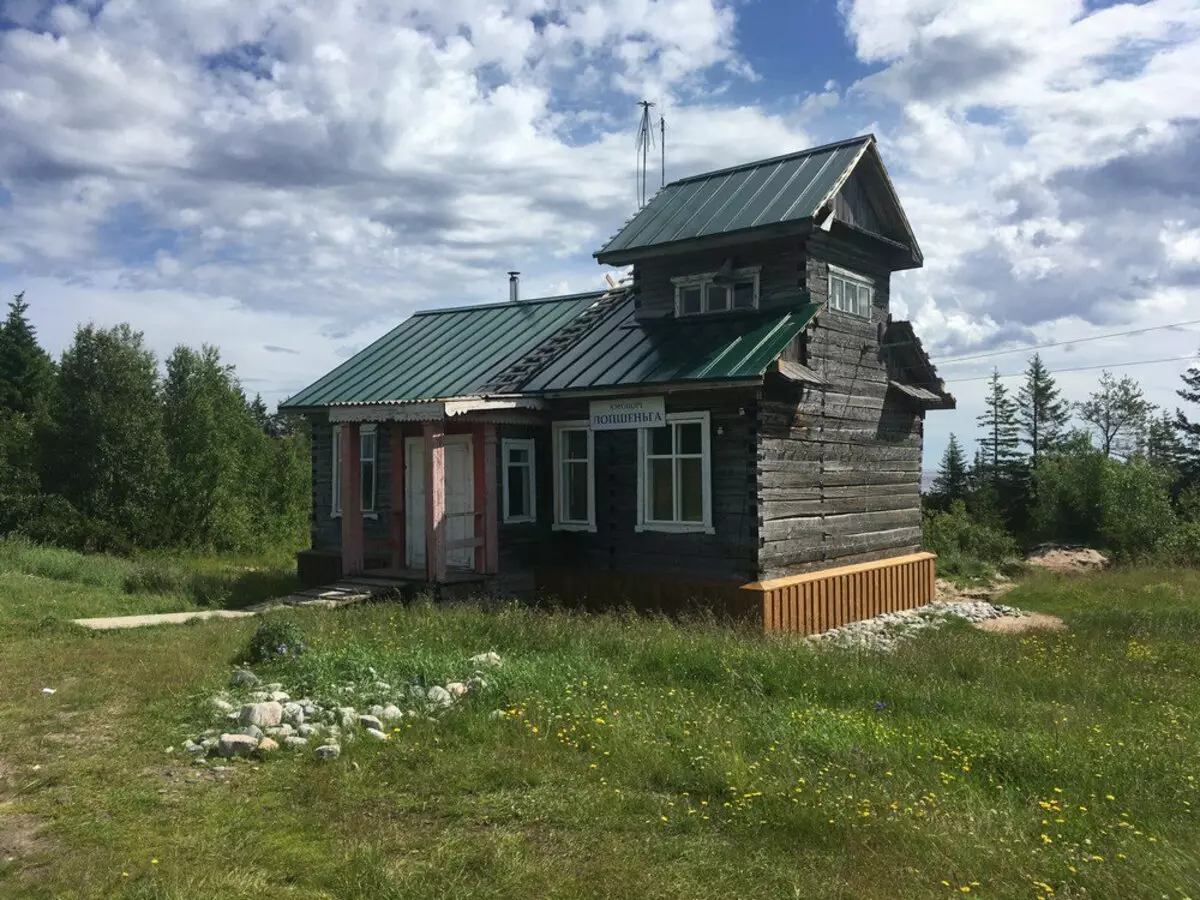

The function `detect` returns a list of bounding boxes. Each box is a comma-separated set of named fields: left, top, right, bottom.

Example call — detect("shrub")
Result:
left=245, top=616, right=309, bottom=663
left=1156, top=522, right=1200, bottom=566
left=924, top=500, right=1019, bottom=563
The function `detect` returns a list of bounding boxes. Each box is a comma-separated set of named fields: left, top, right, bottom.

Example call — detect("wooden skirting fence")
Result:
left=742, top=552, right=937, bottom=635
left=536, top=552, right=936, bottom=634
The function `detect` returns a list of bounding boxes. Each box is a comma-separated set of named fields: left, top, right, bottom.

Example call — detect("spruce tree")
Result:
left=931, top=433, right=968, bottom=507
left=0, top=292, right=54, bottom=414
left=1017, top=353, right=1069, bottom=463
left=977, top=370, right=1021, bottom=476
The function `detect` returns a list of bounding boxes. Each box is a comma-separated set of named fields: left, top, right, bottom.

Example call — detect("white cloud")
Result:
left=2, top=0, right=1199, bottom=465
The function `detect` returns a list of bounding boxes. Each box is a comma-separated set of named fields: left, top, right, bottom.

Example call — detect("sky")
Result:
left=2, top=0, right=1199, bottom=469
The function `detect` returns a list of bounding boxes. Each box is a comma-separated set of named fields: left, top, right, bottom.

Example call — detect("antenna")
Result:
left=636, top=100, right=655, bottom=208
left=660, top=113, right=666, bottom=188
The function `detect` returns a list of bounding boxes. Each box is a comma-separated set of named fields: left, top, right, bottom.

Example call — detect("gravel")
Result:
left=809, top=600, right=1028, bottom=652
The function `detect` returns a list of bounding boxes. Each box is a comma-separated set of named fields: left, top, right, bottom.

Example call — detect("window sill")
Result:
left=635, top=523, right=715, bottom=535
left=330, top=512, right=379, bottom=520
left=503, top=517, right=537, bottom=525
left=553, top=523, right=597, bottom=533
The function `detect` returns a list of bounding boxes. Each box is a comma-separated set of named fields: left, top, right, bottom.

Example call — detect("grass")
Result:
left=0, top=536, right=300, bottom=627
left=0, top=544, right=1198, bottom=899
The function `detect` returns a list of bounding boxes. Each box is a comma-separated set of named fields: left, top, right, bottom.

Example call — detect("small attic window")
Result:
left=672, top=268, right=760, bottom=316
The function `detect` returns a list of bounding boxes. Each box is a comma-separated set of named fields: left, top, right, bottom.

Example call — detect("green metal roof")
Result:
left=281, top=292, right=602, bottom=408
left=519, top=297, right=822, bottom=392
left=596, top=136, right=872, bottom=261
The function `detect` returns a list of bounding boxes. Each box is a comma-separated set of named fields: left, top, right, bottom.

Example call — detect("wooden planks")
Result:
left=423, top=421, right=447, bottom=584
left=747, top=552, right=936, bottom=635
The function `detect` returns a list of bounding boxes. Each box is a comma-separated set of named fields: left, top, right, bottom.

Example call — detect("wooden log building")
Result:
left=280, top=135, right=955, bottom=633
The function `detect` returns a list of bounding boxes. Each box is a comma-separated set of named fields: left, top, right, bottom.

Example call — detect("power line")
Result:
left=950, top=353, right=1197, bottom=384
left=935, top=318, right=1200, bottom=366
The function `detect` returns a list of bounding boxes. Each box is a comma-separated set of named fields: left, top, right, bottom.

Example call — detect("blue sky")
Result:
left=2, top=0, right=1200, bottom=469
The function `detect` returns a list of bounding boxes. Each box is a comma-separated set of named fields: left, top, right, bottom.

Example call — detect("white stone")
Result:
left=338, top=707, right=358, bottom=728
left=314, top=744, right=341, bottom=761
left=367, top=704, right=385, bottom=718
left=282, top=703, right=305, bottom=726
left=230, top=669, right=259, bottom=687
left=283, top=736, right=309, bottom=749
left=258, top=737, right=279, bottom=753
left=427, top=685, right=453, bottom=707
left=217, top=733, right=257, bottom=758
left=365, top=728, right=388, bottom=741
left=469, top=651, right=502, bottom=668
left=240, top=702, right=283, bottom=728
left=210, top=698, right=234, bottom=713
left=380, top=704, right=404, bottom=721
left=358, top=714, right=383, bottom=732
left=297, top=724, right=320, bottom=738
left=445, top=682, right=468, bottom=698
left=265, top=724, right=294, bottom=738
left=372, top=681, right=392, bottom=691
left=266, top=691, right=290, bottom=703
left=466, top=676, right=487, bottom=692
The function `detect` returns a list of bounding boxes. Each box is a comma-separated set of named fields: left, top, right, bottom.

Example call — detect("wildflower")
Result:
left=151, top=859, right=159, bottom=865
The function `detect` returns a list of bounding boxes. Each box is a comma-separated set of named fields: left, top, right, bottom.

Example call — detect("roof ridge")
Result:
left=666, top=134, right=875, bottom=187
left=414, top=290, right=606, bottom=317
left=479, top=286, right=633, bottom=394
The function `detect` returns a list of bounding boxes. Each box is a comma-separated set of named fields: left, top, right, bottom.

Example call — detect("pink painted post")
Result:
left=423, top=421, right=447, bottom=583
left=339, top=421, right=364, bottom=576
left=482, top=423, right=499, bottom=575
left=472, top=425, right=486, bottom=575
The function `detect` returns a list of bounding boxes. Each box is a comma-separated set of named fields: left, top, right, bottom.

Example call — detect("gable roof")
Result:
left=596, top=135, right=868, bottom=262
left=883, top=320, right=956, bottom=410
left=514, top=295, right=822, bottom=393
left=280, top=292, right=602, bottom=409
left=595, top=134, right=921, bottom=268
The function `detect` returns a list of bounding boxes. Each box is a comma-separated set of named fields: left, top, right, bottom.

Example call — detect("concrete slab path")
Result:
left=73, top=609, right=258, bottom=630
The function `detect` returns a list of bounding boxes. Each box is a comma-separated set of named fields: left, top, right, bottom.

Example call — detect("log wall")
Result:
left=755, top=235, right=925, bottom=580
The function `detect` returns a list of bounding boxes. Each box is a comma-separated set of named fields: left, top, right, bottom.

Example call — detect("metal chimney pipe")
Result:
left=508, top=271, right=520, bottom=303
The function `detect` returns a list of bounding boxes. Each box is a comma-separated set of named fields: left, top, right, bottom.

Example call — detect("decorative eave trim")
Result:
left=326, top=396, right=545, bottom=423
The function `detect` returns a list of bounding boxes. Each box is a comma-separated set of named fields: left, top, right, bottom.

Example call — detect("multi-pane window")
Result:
left=828, top=266, right=874, bottom=318
left=552, top=422, right=594, bottom=530
left=332, top=423, right=377, bottom=515
left=638, top=412, right=711, bottom=530
left=674, top=268, right=759, bottom=316
left=502, top=438, right=536, bottom=523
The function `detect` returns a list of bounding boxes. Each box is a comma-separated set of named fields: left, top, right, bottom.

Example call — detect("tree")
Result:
left=1148, top=410, right=1188, bottom=473
left=1017, top=354, right=1069, bottom=463
left=1077, top=371, right=1150, bottom=458
left=41, top=324, right=167, bottom=546
left=930, top=433, right=969, bottom=509
left=0, top=292, right=55, bottom=415
left=977, top=370, right=1021, bottom=476
left=1175, top=359, right=1200, bottom=442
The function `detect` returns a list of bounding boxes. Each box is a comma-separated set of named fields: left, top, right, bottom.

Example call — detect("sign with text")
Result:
left=589, top=396, right=666, bottom=431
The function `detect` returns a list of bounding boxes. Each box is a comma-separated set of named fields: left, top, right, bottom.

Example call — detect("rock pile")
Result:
left=810, top=601, right=1028, bottom=652
left=183, top=651, right=501, bottom=763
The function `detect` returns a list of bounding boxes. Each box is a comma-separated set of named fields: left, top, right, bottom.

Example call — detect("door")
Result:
left=405, top=435, right=475, bottom=570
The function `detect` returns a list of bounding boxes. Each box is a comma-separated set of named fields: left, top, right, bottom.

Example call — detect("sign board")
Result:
left=589, top=396, right=666, bottom=431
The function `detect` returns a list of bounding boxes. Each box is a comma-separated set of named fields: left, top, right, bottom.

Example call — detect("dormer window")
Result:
left=672, top=268, right=760, bottom=316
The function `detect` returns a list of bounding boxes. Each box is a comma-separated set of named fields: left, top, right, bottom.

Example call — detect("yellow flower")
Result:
left=151, top=859, right=159, bottom=865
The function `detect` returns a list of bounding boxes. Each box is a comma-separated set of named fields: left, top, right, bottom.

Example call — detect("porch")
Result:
left=334, top=416, right=503, bottom=587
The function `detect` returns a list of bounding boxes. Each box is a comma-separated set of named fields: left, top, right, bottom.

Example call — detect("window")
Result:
left=502, top=438, right=536, bottom=523
left=332, top=423, right=377, bottom=516
left=637, top=411, right=712, bottom=532
left=673, top=268, right=759, bottom=316
left=552, top=422, right=595, bottom=531
left=828, top=265, right=874, bottom=318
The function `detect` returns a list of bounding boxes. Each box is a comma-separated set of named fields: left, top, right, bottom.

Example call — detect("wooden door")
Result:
left=405, top=435, right=474, bottom=570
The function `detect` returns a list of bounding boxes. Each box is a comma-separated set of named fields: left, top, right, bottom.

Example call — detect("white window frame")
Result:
left=828, top=264, right=874, bottom=319
left=636, top=411, right=713, bottom=534
left=672, top=267, right=760, bottom=317
left=552, top=421, right=596, bottom=532
left=501, top=437, right=537, bottom=524
left=331, top=423, right=377, bottom=518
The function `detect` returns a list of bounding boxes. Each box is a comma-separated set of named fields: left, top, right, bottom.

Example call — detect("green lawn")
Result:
left=0, top=542, right=1197, bottom=899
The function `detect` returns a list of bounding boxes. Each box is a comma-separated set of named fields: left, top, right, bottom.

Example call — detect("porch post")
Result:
left=472, top=425, right=486, bottom=575
left=424, top=420, right=447, bottom=583
left=482, top=422, right=499, bottom=575
left=339, top=421, right=364, bottom=576
left=389, top=422, right=405, bottom=571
